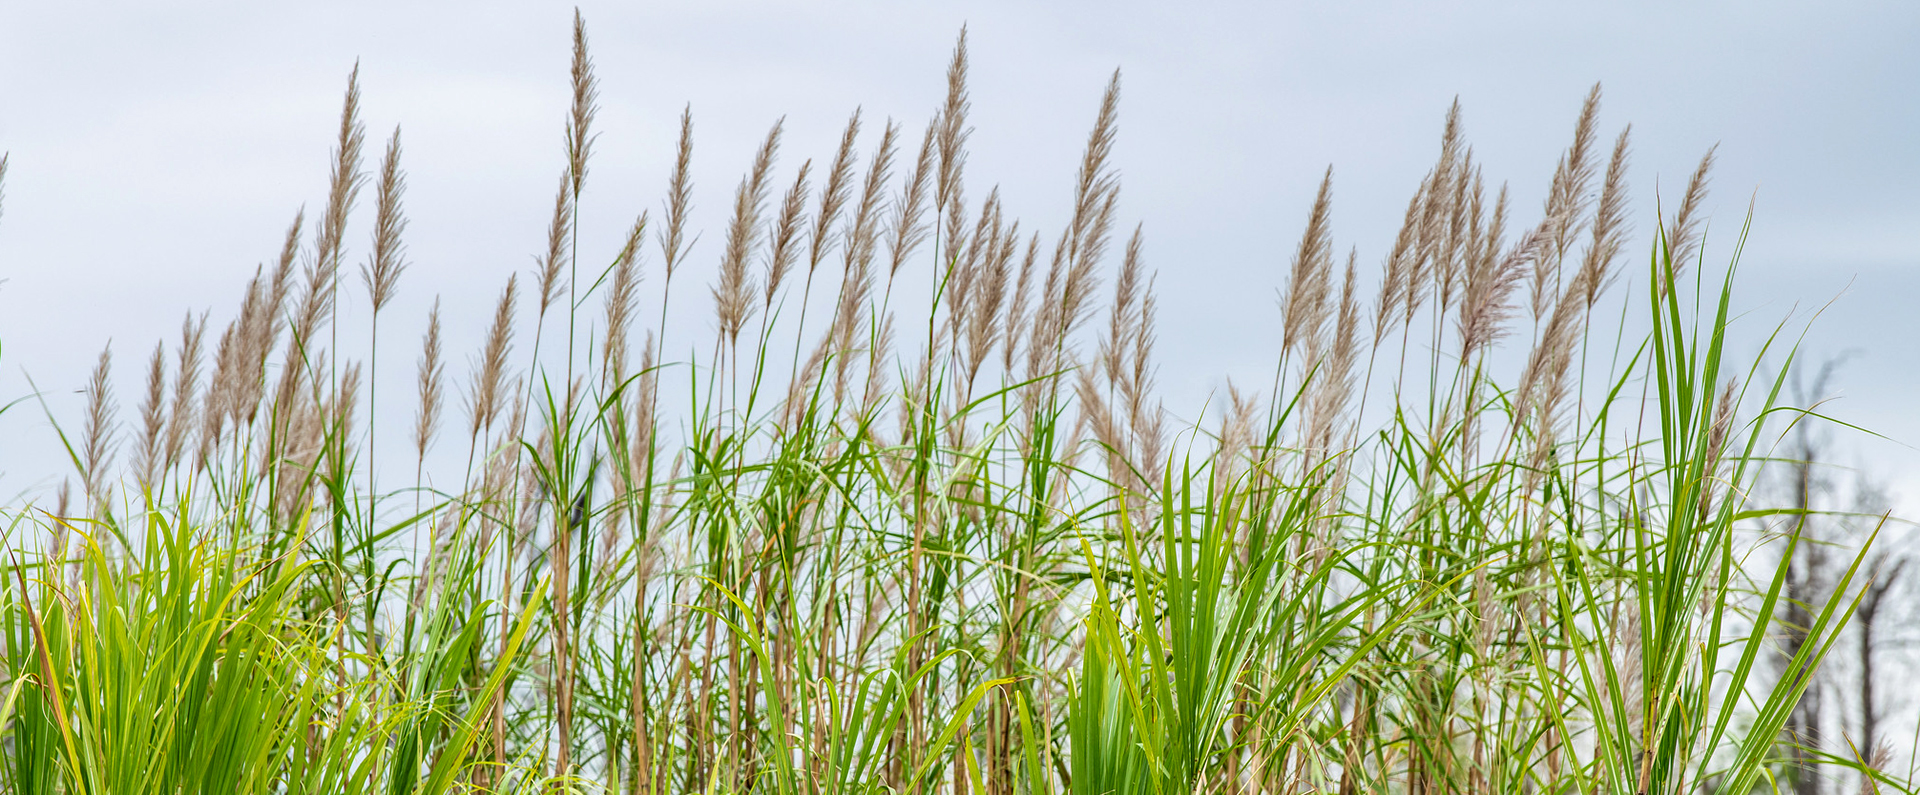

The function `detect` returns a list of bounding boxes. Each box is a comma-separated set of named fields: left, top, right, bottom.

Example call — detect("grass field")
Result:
left=0, top=14, right=1885, bottom=795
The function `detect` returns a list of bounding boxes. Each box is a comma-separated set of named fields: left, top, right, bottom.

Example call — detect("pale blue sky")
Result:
left=1, top=1, right=1916, bottom=507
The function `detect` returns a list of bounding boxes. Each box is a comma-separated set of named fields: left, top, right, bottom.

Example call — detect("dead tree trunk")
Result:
left=1855, top=557, right=1905, bottom=760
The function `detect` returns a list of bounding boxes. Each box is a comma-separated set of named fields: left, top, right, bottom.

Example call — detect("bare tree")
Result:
left=1843, top=477, right=1909, bottom=787
left=1855, top=553, right=1905, bottom=761
left=1780, top=356, right=1850, bottom=795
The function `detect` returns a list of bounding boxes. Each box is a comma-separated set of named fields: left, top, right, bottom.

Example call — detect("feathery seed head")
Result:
left=163, top=311, right=207, bottom=472
left=537, top=172, right=575, bottom=316
left=1413, top=100, right=1464, bottom=300
left=1070, top=72, right=1122, bottom=250
left=628, top=332, right=659, bottom=481
left=1457, top=188, right=1536, bottom=363
left=826, top=116, right=895, bottom=402
left=200, top=318, right=241, bottom=466
left=1374, top=185, right=1424, bottom=344
left=1663, top=144, right=1718, bottom=297
left=1516, top=264, right=1592, bottom=464
left=765, top=160, right=811, bottom=308
left=1305, top=252, right=1360, bottom=456
left=603, top=212, right=647, bottom=383
left=294, top=67, right=367, bottom=362
left=1437, top=150, right=1476, bottom=312
left=362, top=127, right=409, bottom=315
left=1102, top=222, right=1146, bottom=387
left=567, top=9, right=600, bottom=196
left=314, top=64, right=367, bottom=295
left=333, top=361, right=363, bottom=458
left=1002, top=231, right=1040, bottom=373
left=827, top=119, right=900, bottom=388
left=1060, top=188, right=1118, bottom=347
left=938, top=27, right=972, bottom=215
left=809, top=110, right=862, bottom=275
left=136, top=341, right=167, bottom=489
left=229, top=269, right=276, bottom=426
left=82, top=344, right=118, bottom=503
left=659, top=107, right=696, bottom=282
left=1282, top=168, right=1336, bottom=360
left=945, top=187, right=998, bottom=338
left=1060, top=71, right=1123, bottom=320
left=415, top=299, right=445, bottom=462
left=938, top=29, right=973, bottom=264
left=889, top=117, right=939, bottom=279
left=471, top=275, right=519, bottom=437
left=1579, top=126, right=1632, bottom=308
left=270, top=210, right=305, bottom=318
left=1024, top=233, right=1074, bottom=383
left=947, top=188, right=1001, bottom=358
left=1533, top=83, right=1603, bottom=318
left=1863, top=746, right=1892, bottom=795
left=963, top=212, right=1015, bottom=386
left=847, top=120, right=900, bottom=273
left=715, top=120, right=782, bottom=343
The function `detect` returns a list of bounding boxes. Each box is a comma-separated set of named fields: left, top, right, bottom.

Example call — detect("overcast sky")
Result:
left=1, top=1, right=1917, bottom=511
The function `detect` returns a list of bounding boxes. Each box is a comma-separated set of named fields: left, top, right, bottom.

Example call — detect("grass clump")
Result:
left=0, top=14, right=1882, bottom=795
